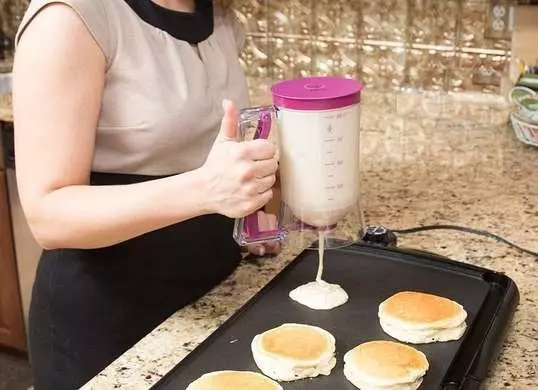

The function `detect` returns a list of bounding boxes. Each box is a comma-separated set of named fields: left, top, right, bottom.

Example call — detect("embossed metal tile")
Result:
left=234, top=0, right=515, bottom=94
left=0, top=0, right=516, bottom=95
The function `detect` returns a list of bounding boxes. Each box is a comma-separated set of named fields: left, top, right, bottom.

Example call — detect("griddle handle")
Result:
left=465, top=274, right=519, bottom=388
left=443, top=271, right=520, bottom=389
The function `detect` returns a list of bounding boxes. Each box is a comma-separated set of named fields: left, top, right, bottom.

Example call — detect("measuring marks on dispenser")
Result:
left=322, top=124, right=341, bottom=203
left=321, top=112, right=349, bottom=205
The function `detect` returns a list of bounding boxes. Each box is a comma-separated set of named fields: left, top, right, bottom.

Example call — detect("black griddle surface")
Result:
left=153, top=244, right=518, bottom=389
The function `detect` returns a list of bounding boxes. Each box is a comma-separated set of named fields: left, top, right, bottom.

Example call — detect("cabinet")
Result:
left=0, top=169, right=26, bottom=351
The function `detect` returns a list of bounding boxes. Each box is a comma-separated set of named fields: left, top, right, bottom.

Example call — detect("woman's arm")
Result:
left=13, top=4, right=277, bottom=250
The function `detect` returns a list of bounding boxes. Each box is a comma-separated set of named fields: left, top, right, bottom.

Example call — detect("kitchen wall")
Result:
left=0, top=0, right=523, bottom=98
left=0, top=0, right=26, bottom=71
left=511, top=4, right=538, bottom=68
left=234, top=0, right=518, bottom=100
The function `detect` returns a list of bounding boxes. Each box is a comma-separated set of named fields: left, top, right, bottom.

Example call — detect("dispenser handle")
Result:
left=233, top=106, right=284, bottom=246
left=253, top=110, right=272, bottom=140
left=243, top=110, right=272, bottom=239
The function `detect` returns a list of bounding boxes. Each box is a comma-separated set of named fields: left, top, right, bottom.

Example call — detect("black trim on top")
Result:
left=122, top=0, right=214, bottom=43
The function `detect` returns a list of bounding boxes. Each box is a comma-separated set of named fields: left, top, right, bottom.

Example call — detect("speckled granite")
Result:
left=77, top=90, right=536, bottom=389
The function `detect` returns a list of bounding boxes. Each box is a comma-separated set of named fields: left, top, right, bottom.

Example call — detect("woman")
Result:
left=12, top=0, right=279, bottom=388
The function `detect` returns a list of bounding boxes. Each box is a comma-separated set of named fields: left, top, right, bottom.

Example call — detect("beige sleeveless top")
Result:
left=16, top=0, right=250, bottom=175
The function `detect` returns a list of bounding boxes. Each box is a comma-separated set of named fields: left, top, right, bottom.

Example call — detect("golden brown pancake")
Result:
left=251, top=323, right=337, bottom=381
left=259, top=323, right=329, bottom=360
left=186, top=370, right=282, bottom=390
left=381, top=291, right=462, bottom=324
left=345, top=341, right=428, bottom=381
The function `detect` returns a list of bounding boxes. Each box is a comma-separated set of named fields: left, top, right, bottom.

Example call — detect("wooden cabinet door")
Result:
left=0, top=169, right=26, bottom=352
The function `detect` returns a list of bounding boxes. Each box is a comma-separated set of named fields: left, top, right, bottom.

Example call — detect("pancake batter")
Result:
left=289, top=232, right=348, bottom=310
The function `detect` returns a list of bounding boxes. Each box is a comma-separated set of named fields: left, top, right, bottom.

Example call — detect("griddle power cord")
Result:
left=361, top=224, right=538, bottom=259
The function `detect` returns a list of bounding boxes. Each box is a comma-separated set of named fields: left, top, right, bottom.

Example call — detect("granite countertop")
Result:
left=53, top=90, right=537, bottom=389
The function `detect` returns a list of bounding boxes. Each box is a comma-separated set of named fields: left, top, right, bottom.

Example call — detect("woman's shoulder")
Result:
left=16, top=0, right=123, bottom=64
left=20, top=0, right=112, bottom=21
left=213, top=4, right=246, bottom=52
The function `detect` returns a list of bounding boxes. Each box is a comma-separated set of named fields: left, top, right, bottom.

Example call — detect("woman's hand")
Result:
left=200, top=100, right=278, bottom=218
left=245, top=211, right=281, bottom=256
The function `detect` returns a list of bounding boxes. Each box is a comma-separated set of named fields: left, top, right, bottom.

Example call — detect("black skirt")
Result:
left=29, top=172, right=242, bottom=390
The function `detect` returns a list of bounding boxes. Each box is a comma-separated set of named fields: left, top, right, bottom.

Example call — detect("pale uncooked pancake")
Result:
left=289, top=280, right=349, bottom=310
left=378, top=291, right=467, bottom=344
left=343, top=340, right=429, bottom=390
left=186, top=370, right=282, bottom=390
left=251, top=323, right=337, bottom=381
left=380, top=320, right=467, bottom=345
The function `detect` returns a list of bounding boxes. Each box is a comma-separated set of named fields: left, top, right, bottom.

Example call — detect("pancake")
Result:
left=251, top=323, right=336, bottom=381
left=185, top=370, right=282, bottom=390
left=289, top=279, right=349, bottom=310
left=343, top=340, right=429, bottom=390
left=378, top=291, right=468, bottom=344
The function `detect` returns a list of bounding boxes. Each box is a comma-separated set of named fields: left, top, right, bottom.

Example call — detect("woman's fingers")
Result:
left=245, top=212, right=281, bottom=256
left=258, top=212, right=277, bottom=231
left=254, top=174, right=277, bottom=194
left=252, top=158, right=279, bottom=178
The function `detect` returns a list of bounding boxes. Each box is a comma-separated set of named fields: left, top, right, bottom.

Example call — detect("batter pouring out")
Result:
left=289, top=232, right=349, bottom=310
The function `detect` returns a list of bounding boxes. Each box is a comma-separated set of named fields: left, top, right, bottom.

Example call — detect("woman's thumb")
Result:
left=216, top=99, right=238, bottom=142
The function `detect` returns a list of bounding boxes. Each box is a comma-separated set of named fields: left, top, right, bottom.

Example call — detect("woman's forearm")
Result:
left=25, top=169, right=211, bottom=250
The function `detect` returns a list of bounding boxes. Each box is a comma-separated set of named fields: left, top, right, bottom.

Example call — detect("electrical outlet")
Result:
left=485, top=0, right=515, bottom=40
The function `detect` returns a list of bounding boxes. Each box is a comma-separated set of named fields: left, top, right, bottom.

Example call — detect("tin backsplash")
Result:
left=0, top=0, right=26, bottom=71
left=234, top=0, right=516, bottom=97
left=0, top=0, right=516, bottom=95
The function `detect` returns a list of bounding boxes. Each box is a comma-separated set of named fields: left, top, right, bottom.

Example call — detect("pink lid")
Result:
left=271, top=76, right=363, bottom=111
